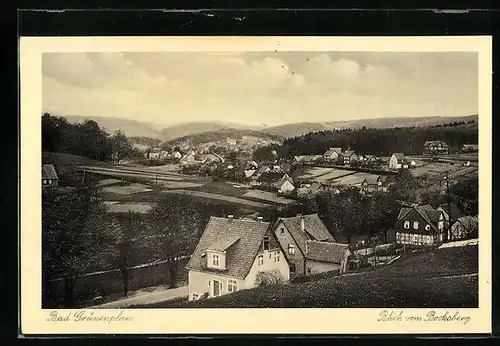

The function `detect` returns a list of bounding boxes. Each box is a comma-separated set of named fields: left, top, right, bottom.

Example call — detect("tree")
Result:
left=388, top=169, right=419, bottom=204
left=145, top=195, right=205, bottom=288
left=110, top=130, right=135, bottom=163
left=450, top=177, right=478, bottom=216
left=42, top=184, right=109, bottom=307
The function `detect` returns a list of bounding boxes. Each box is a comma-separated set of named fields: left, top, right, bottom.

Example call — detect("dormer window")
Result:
left=212, top=254, right=219, bottom=266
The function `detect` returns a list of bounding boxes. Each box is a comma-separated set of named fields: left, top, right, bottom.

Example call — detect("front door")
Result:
left=213, top=280, right=220, bottom=297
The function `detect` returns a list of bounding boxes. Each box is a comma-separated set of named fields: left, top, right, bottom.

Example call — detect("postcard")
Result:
left=20, top=36, right=492, bottom=335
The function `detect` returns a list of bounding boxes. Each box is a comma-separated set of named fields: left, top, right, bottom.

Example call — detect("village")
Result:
left=42, top=126, right=479, bottom=308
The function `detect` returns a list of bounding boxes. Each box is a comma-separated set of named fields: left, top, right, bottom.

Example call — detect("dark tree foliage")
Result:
left=252, top=144, right=281, bottom=162
left=42, top=113, right=139, bottom=162
left=279, top=125, right=478, bottom=158
left=450, top=177, right=479, bottom=216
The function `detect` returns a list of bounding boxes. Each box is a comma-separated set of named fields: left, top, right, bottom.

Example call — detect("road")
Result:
left=95, top=285, right=189, bottom=309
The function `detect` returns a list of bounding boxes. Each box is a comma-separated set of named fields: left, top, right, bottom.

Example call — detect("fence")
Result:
left=354, top=243, right=394, bottom=256
left=47, top=257, right=189, bottom=306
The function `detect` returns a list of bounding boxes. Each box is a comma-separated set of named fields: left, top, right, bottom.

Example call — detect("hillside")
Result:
left=65, top=115, right=164, bottom=139
left=165, top=128, right=284, bottom=146
left=160, top=121, right=257, bottom=141
left=262, top=115, right=478, bottom=138
left=42, top=152, right=110, bottom=167
left=133, top=244, right=478, bottom=308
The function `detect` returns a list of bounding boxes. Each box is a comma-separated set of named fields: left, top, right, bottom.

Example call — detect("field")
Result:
left=163, top=189, right=273, bottom=210
left=193, top=181, right=248, bottom=198
left=134, top=245, right=478, bottom=308
left=330, top=172, right=375, bottom=186
left=241, top=190, right=296, bottom=205
left=101, top=183, right=153, bottom=195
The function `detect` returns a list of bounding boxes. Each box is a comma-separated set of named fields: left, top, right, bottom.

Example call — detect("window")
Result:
left=404, top=221, right=410, bottom=229
left=212, top=254, right=219, bottom=266
left=425, top=224, right=431, bottom=231
left=289, top=263, right=296, bottom=273
left=263, top=236, right=270, bottom=251
left=192, top=293, right=199, bottom=300
left=258, top=255, right=264, bottom=266
left=280, top=227, right=285, bottom=235
left=288, top=244, right=295, bottom=254
left=48, top=180, right=52, bottom=185
left=413, top=221, right=419, bottom=230
left=274, top=251, right=280, bottom=262
left=228, top=279, right=238, bottom=293
left=43, top=179, right=47, bottom=185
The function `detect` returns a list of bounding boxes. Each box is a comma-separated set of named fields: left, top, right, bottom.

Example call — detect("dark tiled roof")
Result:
left=438, top=202, right=464, bottom=221
left=186, top=217, right=270, bottom=279
left=396, top=205, right=443, bottom=233
left=207, top=235, right=240, bottom=252
left=306, top=240, right=349, bottom=263
left=324, top=148, right=342, bottom=156
left=343, top=150, right=356, bottom=157
left=42, top=164, right=58, bottom=180
left=279, top=214, right=334, bottom=255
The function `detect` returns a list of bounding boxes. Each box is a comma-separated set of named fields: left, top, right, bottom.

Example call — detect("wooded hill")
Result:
left=165, top=128, right=284, bottom=146
left=278, top=121, right=477, bottom=158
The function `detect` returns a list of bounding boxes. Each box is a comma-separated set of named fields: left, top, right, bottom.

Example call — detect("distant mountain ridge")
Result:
left=261, top=115, right=478, bottom=138
left=61, top=114, right=478, bottom=142
left=64, top=115, right=164, bottom=139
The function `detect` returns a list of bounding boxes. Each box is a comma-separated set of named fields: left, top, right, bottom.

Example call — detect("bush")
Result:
left=255, top=270, right=286, bottom=287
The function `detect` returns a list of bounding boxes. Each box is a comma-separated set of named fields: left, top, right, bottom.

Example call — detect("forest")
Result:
left=42, top=113, right=142, bottom=162
left=277, top=122, right=478, bottom=158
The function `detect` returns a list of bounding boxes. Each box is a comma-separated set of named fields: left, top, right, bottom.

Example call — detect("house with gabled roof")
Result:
left=450, top=216, right=478, bottom=241
left=424, top=140, right=449, bottom=155
left=305, top=240, right=351, bottom=275
left=255, top=172, right=295, bottom=193
left=394, top=205, right=445, bottom=246
left=343, top=150, right=358, bottom=166
left=437, top=202, right=464, bottom=225
left=272, top=213, right=337, bottom=278
left=361, top=175, right=383, bottom=194
left=186, top=216, right=290, bottom=301
left=389, top=153, right=406, bottom=169
left=42, top=164, right=59, bottom=188
left=323, top=147, right=343, bottom=163
left=250, top=165, right=271, bottom=183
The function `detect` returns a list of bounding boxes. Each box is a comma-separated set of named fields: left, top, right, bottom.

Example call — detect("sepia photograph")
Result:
left=20, top=36, right=492, bottom=334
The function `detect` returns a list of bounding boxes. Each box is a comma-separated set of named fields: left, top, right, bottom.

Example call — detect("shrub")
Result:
left=255, top=270, right=286, bottom=287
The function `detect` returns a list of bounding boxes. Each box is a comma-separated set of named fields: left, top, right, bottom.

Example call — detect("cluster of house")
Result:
left=186, top=200, right=478, bottom=301
left=246, top=164, right=295, bottom=194
left=186, top=213, right=351, bottom=301
left=391, top=202, right=478, bottom=245
left=424, top=141, right=449, bottom=155
left=294, top=147, right=379, bottom=167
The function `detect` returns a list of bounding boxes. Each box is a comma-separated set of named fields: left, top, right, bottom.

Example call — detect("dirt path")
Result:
left=94, top=285, right=188, bottom=309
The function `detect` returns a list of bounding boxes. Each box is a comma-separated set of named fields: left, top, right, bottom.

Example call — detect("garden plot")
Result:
left=314, top=169, right=356, bottom=183
left=242, top=190, right=296, bottom=205
left=331, top=172, right=377, bottom=187
left=297, top=167, right=336, bottom=180
left=102, top=183, right=153, bottom=195
left=410, top=162, right=459, bottom=178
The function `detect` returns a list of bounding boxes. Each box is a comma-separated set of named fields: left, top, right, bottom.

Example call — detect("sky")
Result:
left=42, top=51, right=478, bottom=127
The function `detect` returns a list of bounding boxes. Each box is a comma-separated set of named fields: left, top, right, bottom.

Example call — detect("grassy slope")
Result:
left=42, top=151, right=110, bottom=167
left=132, top=245, right=478, bottom=308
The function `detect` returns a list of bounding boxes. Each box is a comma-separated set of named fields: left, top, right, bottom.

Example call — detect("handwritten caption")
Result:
left=46, top=310, right=134, bottom=324
left=378, top=310, right=471, bottom=325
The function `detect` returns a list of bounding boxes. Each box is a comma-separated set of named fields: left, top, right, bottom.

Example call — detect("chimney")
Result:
left=228, top=215, right=234, bottom=219
left=300, top=216, right=305, bottom=232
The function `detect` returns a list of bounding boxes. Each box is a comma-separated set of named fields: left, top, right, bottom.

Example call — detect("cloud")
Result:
left=42, top=52, right=478, bottom=126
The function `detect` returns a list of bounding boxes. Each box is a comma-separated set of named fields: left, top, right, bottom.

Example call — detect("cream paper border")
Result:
left=20, top=36, right=492, bottom=335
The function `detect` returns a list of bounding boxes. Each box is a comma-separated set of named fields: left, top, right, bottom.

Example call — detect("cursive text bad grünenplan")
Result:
left=47, top=310, right=134, bottom=324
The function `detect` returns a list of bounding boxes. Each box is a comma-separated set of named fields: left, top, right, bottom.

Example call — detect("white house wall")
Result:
left=244, top=248, right=290, bottom=288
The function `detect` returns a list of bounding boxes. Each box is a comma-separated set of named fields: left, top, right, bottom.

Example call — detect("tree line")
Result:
left=42, top=113, right=142, bottom=162
left=274, top=124, right=478, bottom=158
